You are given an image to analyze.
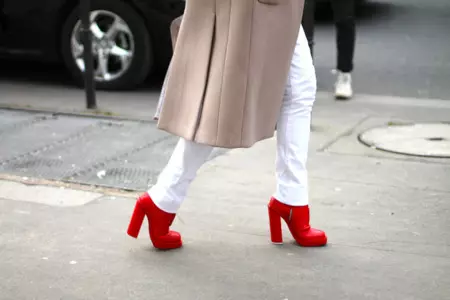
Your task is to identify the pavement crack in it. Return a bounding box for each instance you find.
[317,115,371,152]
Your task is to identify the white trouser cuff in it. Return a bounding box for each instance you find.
[273,186,309,206]
[148,184,180,214]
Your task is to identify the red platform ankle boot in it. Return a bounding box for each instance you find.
[268,197,327,247]
[127,193,182,250]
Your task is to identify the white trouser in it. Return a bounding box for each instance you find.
[149,26,316,214]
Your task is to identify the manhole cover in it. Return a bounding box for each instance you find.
[359,123,450,158]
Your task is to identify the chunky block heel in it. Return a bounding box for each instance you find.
[127,193,182,250]
[127,202,145,238]
[268,207,283,244]
[268,197,327,247]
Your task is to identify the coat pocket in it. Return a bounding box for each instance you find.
[257,0,280,5]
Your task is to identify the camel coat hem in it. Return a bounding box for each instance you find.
[157,0,305,148]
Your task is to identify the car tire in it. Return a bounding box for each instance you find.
[61,0,152,90]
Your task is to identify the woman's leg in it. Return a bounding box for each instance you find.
[332,0,355,73]
[331,0,355,99]
[148,138,214,213]
[128,118,212,249]
[269,26,327,247]
[273,25,316,206]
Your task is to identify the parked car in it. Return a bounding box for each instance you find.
[0,0,185,90]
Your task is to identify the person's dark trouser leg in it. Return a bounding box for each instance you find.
[301,0,316,58]
[331,0,356,73]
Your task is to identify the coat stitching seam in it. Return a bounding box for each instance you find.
[240,2,255,146]
[214,0,232,145]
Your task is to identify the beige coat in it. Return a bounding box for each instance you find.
[157,0,305,148]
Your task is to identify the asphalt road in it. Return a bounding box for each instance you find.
[313,0,450,100]
[1,0,449,101]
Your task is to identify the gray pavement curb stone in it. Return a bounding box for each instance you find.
[0,173,139,199]
[0,104,156,123]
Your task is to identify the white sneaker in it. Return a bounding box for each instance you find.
[334,71,353,100]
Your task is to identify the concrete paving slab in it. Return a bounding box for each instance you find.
[0,104,449,299]
[309,109,370,152]
[0,110,46,133]
[1,135,449,299]
[181,139,450,249]
[0,113,99,162]
[322,115,450,164]
[0,180,102,207]
[1,79,450,299]
[308,153,450,193]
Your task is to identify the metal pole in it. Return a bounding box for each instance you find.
[80,0,97,109]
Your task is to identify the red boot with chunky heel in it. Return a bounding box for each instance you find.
[127,193,182,250]
[268,197,327,247]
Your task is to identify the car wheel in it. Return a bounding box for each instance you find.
[61,0,152,90]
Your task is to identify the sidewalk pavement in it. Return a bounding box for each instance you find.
[1,90,449,299]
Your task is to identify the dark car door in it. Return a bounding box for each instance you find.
[0,0,45,54]
[0,0,5,40]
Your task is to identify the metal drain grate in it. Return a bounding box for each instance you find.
[5,157,64,178]
[0,110,230,191]
[76,167,159,191]
[68,136,178,190]
[68,137,230,191]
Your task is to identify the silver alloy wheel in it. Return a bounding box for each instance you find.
[71,10,134,82]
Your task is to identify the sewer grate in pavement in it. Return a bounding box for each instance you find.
[5,157,65,179]
[11,157,63,169]
[358,122,450,158]
[69,137,229,191]
[65,134,174,189]
[74,167,159,191]
[0,117,169,181]
[0,110,230,191]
